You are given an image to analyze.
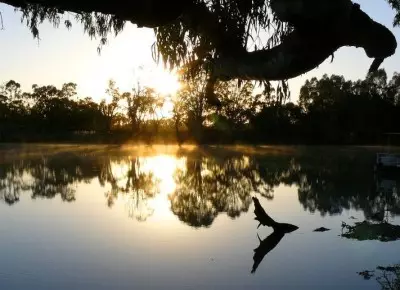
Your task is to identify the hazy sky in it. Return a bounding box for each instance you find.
[0,0,399,103]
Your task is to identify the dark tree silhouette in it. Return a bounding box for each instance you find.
[2,68,400,145]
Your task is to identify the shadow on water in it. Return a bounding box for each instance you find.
[1,145,400,227]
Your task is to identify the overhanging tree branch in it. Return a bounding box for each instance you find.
[0,0,398,99]
[1,0,189,28]
[210,2,397,83]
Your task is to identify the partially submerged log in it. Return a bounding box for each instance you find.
[252,196,299,232]
[251,196,298,274]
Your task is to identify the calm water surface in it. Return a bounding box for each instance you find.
[0,145,399,290]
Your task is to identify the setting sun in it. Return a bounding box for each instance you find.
[147,68,182,96]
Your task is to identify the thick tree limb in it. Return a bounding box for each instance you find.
[211,29,342,82]
[210,3,397,83]
[0,0,190,28]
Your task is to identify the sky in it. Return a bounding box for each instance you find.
[0,0,400,104]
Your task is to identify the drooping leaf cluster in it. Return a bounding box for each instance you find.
[11,0,291,69]
[15,3,125,52]
[10,0,400,71]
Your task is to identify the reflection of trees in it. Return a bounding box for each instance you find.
[294,154,400,219]
[257,149,400,220]
[0,151,161,222]
[169,153,271,227]
[377,265,400,290]
[358,264,400,290]
[28,152,101,202]
[0,161,28,205]
[1,147,400,227]
[104,158,160,222]
[0,153,100,204]
[171,148,400,225]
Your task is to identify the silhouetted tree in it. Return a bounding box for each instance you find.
[99,79,124,132]
[124,82,164,139]
[2,68,400,144]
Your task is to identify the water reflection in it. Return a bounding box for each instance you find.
[169,153,269,227]
[104,158,161,221]
[252,231,292,274]
[1,147,400,227]
[0,161,25,205]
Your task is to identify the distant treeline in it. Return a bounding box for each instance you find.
[1,69,400,145]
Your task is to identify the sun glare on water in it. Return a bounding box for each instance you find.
[111,155,185,222]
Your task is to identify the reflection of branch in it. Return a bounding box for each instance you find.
[251,231,286,274]
[104,158,160,221]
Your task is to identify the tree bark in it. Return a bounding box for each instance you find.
[211,29,342,82]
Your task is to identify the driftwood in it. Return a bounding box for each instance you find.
[252,196,298,232]
[251,197,298,274]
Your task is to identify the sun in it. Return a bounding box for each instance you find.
[148,68,182,96]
